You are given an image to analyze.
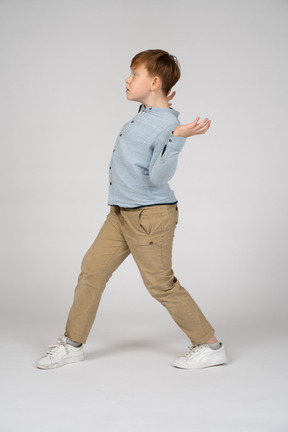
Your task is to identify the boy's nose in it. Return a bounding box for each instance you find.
[125,75,131,84]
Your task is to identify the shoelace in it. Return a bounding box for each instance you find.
[45,338,69,357]
[184,345,205,359]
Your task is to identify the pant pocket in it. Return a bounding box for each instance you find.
[138,209,151,235]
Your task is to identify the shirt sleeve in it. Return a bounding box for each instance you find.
[149,126,186,185]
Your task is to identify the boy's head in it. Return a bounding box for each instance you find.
[129,49,181,97]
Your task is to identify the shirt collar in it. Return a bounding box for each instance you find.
[138,104,180,118]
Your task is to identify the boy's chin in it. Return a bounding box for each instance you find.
[127,94,142,104]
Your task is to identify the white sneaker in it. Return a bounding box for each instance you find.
[37,335,84,369]
[173,343,227,369]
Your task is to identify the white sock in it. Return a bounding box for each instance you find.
[66,338,82,348]
[201,342,220,350]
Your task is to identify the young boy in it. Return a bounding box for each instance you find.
[37,49,226,370]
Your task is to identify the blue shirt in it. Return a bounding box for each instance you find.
[108,104,186,208]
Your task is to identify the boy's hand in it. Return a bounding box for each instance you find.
[173,117,211,138]
[167,90,176,107]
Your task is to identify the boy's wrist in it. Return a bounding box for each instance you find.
[172,127,181,137]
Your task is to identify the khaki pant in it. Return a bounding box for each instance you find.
[65,204,214,345]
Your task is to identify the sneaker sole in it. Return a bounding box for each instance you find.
[36,354,85,370]
[173,359,226,369]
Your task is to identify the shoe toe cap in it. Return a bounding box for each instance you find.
[173,357,188,368]
[37,358,52,368]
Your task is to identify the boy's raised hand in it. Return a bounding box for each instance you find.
[167,90,176,107]
[173,117,211,138]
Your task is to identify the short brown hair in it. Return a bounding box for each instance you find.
[130,49,181,96]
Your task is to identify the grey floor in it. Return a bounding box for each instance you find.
[1,306,287,432]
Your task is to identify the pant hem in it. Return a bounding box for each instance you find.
[190,328,215,346]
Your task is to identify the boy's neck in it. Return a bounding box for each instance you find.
[142,94,170,109]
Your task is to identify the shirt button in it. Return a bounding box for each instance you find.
[109,166,111,169]
[110,182,112,185]
[113,149,115,152]
[131,120,134,123]
[120,134,122,136]
[149,107,152,110]
[169,139,172,142]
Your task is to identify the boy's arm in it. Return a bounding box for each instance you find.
[149,117,211,186]
[149,126,186,186]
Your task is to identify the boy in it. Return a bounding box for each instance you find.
[37,49,226,370]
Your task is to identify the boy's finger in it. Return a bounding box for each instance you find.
[200,122,211,133]
[199,118,209,125]
[167,90,176,99]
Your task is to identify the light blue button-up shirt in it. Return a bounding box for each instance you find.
[108,104,186,208]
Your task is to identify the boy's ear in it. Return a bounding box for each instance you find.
[151,76,162,91]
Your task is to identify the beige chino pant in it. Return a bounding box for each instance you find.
[65,204,214,345]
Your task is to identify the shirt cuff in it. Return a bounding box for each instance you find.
[167,133,186,151]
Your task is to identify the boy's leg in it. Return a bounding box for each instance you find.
[120,204,214,345]
[65,206,130,344]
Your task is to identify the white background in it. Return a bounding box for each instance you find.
[0,1,287,431]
